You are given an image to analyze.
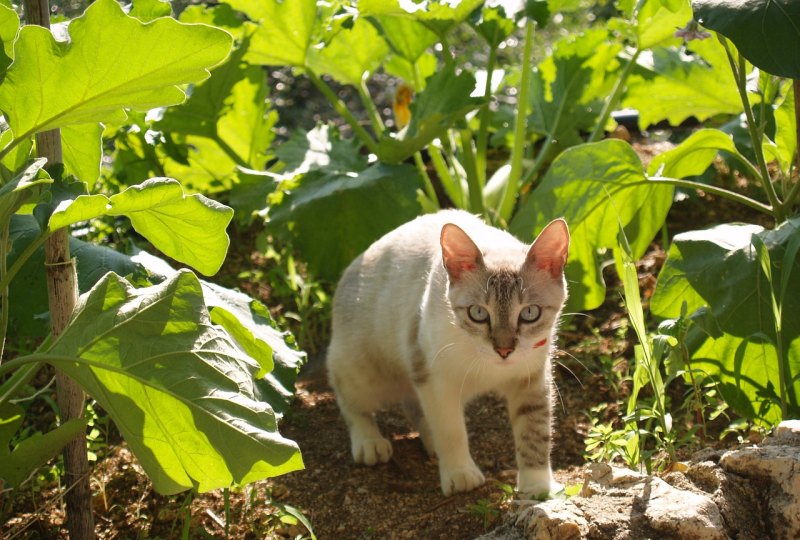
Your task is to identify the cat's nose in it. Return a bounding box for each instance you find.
[495,347,515,359]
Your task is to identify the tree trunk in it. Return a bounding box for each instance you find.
[22,2,96,538]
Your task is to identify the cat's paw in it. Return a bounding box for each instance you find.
[517,467,562,499]
[351,436,393,466]
[440,463,485,495]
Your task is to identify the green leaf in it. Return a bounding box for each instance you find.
[377,66,483,163]
[0,130,33,183]
[693,0,800,78]
[307,17,389,86]
[36,270,303,494]
[764,84,796,177]
[107,179,233,276]
[0,412,88,489]
[651,219,800,423]
[510,140,673,311]
[267,163,423,281]
[0,3,18,73]
[637,0,691,49]
[225,0,316,67]
[157,39,276,172]
[129,0,172,21]
[62,123,102,184]
[7,215,147,337]
[0,158,50,225]
[0,402,23,456]
[49,178,234,276]
[472,5,516,48]
[624,43,741,128]
[0,0,232,140]
[179,3,247,40]
[368,15,438,65]
[647,128,740,178]
[276,124,368,176]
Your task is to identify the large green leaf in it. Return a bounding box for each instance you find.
[637,0,691,49]
[377,66,483,163]
[62,123,102,184]
[225,0,316,67]
[48,178,234,276]
[693,0,800,78]
[307,17,389,86]
[647,128,740,178]
[624,42,741,128]
[0,159,50,225]
[7,215,147,337]
[0,0,231,141]
[0,3,17,73]
[275,124,368,176]
[651,219,800,424]
[31,270,303,494]
[510,140,674,311]
[129,250,307,416]
[267,163,423,281]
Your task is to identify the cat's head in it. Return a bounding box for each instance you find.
[440,219,569,362]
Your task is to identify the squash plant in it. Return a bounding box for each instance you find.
[0,0,304,521]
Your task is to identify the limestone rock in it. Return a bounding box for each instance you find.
[480,421,800,539]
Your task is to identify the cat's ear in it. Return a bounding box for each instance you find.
[441,224,484,281]
[525,218,570,279]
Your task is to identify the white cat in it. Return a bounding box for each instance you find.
[327,209,569,496]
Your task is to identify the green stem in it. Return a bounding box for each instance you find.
[413,152,439,208]
[475,46,499,188]
[429,143,464,208]
[459,130,484,216]
[307,71,379,155]
[358,79,385,136]
[720,37,784,222]
[213,135,249,168]
[498,20,535,223]
[588,47,642,143]
[0,221,8,363]
[0,362,43,406]
[646,176,774,215]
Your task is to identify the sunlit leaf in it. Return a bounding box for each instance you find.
[62,123,102,184]
[36,270,304,494]
[307,17,389,86]
[0,0,232,140]
[647,128,740,178]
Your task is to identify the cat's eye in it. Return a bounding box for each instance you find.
[467,305,490,323]
[519,305,541,323]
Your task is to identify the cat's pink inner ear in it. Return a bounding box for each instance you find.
[441,223,483,281]
[526,218,570,279]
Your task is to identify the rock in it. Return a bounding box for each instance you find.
[479,420,800,540]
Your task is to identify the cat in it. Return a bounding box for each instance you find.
[326,209,569,496]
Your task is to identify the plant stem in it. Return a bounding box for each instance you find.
[358,79,385,136]
[589,47,642,143]
[646,176,774,215]
[459,130,485,215]
[0,221,7,363]
[475,46,499,188]
[786,79,800,209]
[428,142,464,208]
[307,71,379,155]
[720,37,784,222]
[498,19,535,223]
[413,151,439,209]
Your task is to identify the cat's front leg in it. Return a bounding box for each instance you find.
[415,383,485,495]
[504,374,562,498]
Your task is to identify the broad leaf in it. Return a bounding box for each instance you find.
[693,0,800,78]
[307,17,389,86]
[651,220,800,424]
[377,66,483,163]
[276,125,368,176]
[7,215,147,337]
[0,3,17,73]
[647,128,740,178]
[62,123,102,184]
[267,163,423,281]
[0,0,232,140]
[129,250,307,416]
[764,85,796,177]
[34,270,303,494]
[637,0,691,49]
[0,159,50,225]
[0,130,33,183]
[49,178,234,276]
[129,0,172,21]
[625,43,740,128]
[510,140,673,311]
[225,0,316,67]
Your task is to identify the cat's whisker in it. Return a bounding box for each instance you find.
[552,378,567,415]
[431,342,456,367]
[552,358,584,389]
